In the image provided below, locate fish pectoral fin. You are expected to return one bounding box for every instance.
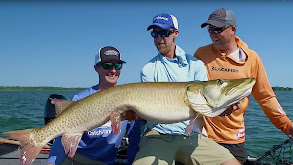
[61,133,82,158]
[50,98,74,116]
[110,111,122,134]
[185,113,201,135]
[195,116,204,135]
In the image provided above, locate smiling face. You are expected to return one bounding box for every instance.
[95,60,122,86]
[208,25,236,51]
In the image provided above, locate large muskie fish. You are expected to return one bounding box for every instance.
[2,78,255,165]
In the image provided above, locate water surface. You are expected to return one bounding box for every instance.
[0,90,292,158]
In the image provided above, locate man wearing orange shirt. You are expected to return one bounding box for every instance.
[194,8,293,164]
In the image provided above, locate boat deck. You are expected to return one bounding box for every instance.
[0,143,49,165]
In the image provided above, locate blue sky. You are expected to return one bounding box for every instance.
[0,1,292,88]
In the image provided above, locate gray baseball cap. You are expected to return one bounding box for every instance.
[201,8,236,28]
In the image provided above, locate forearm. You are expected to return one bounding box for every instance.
[258,97,293,134]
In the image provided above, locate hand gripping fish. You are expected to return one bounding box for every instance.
[2,78,255,165]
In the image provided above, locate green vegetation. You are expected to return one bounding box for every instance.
[0,86,84,91]
[272,87,293,91]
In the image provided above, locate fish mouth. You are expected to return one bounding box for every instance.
[224,78,255,106]
[225,78,255,96]
[204,78,255,110]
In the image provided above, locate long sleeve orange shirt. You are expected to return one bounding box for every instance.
[194,36,292,144]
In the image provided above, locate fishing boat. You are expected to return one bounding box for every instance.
[0,141,50,165]
[0,94,292,165]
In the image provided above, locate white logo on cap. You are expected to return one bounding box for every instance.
[104,50,119,56]
[154,16,168,21]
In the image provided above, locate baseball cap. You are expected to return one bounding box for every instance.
[95,46,126,65]
[147,13,179,31]
[201,8,236,28]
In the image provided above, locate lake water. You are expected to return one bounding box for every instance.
[0,90,292,159]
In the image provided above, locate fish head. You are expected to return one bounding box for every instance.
[186,78,255,117]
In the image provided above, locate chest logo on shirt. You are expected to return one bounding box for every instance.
[87,129,112,136]
[211,66,238,73]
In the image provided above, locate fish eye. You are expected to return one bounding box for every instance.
[218,79,224,85]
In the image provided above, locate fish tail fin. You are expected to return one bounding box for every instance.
[2,129,43,165]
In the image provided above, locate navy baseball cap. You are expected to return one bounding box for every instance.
[95,46,126,65]
[201,8,236,28]
[147,13,179,31]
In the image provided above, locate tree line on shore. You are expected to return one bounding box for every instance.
[272,87,292,91]
[0,86,292,91]
[0,86,84,91]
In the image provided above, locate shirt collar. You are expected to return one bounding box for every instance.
[158,45,188,66]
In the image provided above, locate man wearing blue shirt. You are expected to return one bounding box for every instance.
[133,13,240,165]
[47,46,140,165]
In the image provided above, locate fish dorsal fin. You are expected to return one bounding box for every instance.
[61,133,82,158]
[50,98,73,116]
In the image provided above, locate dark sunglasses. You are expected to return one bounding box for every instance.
[151,29,176,38]
[97,62,123,70]
[208,25,231,34]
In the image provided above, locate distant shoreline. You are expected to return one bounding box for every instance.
[0,86,84,91]
[0,86,292,91]
[272,87,293,91]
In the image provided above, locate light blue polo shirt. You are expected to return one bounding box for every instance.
[140,45,207,135]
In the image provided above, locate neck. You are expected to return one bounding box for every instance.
[218,37,238,54]
[218,44,238,55]
[162,44,176,59]
[98,82,116,90]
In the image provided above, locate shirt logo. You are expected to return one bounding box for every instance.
[87,121,121,136]
[211,66,238,73]
[87,129,112,136]
[234,128,245,139]
[277,101,286,115]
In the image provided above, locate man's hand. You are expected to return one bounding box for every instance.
[286,124,293,138]
[219,103,240,117]
[121,110,140,121]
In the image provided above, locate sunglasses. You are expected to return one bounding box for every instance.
[151,29,176,38]
[98,62,123,70]
[208,25,231,34]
